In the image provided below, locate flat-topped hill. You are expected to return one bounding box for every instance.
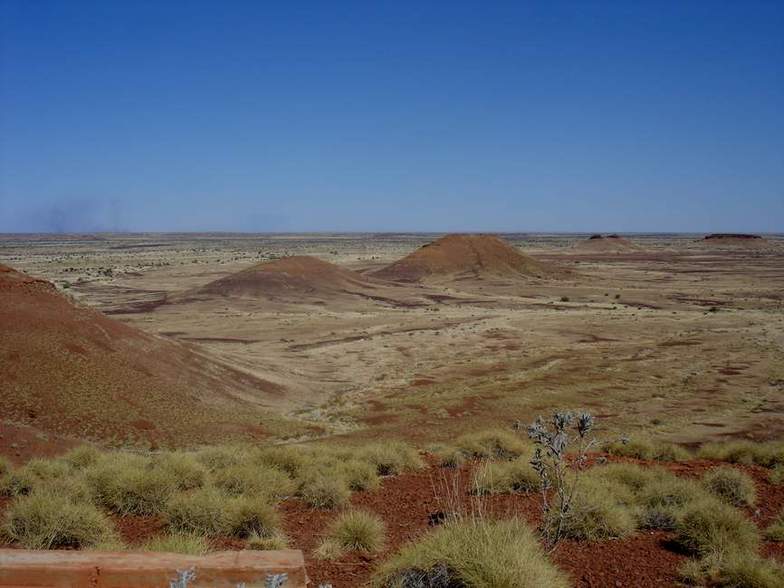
[371,234,559,282]
[573,234,642,253]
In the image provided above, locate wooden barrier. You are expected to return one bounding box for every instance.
[0,549,308,587]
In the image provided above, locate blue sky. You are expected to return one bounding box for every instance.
[1,1,782,233]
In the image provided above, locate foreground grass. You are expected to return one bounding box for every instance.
[1,434,784,587]
[373,518,570,588]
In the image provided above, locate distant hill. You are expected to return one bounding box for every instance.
[0,264,288,447]
[573,234,642,253]
[179,255,392,304]
[371,234,560,282]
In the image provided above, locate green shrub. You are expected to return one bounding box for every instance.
[605,438,689,462]
[769,465,784,485]
[373,518,569,588]
[702,467,757,507]
[547,479,636,540]
[433,446,466,468]
[325,510,385,553]
[62,446,102,469]
[3,491,114,549]
[765,510,784,542]
[592,462,660,494]
[87,455,176,515]
[195,445,247,472]
[338,460,380,491]
[636,475,705,530]
[362,442,424,475]
[152,452,207,491]
[673,498,759,558]
[698,441,784,468]
[472,458,539,495]
[1,458,71,496]
[143,531,209,555]
[455,430,529,460]
[313,537,344,560]
[247,529,289,550]
[717,554,784,588]
[165,487,229,536]
[225,495,279,539]
[299,474,351,509]
[212,463,295,498]
[254,446,307,477]
[680,553,784,588]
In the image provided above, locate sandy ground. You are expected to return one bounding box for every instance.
[1,232,782,447]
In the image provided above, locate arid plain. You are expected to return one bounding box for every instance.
[2,232,782,454]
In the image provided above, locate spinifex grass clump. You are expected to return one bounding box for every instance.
[527,411,597,548]
[373,518,569,588]
[3,490,115,549]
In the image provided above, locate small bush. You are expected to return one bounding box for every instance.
[362,442,424,475]
[680,553,784,588]
[225,495,280,539]
[143,531,209,555]
[547,479,636,540]
[769,465,784,485]
[593,463,660,494]
[254,446,307,477]
[673,498,760,558]
[373,518,569,588]
[299,474,351,509]
[152,452,207,491]
[717,554,784,588]
[765,510,784,542]
[432,446,465,469]
[87,455,176,515]
[326,510,386,553]
[247,529,289,550]
[338,460,380,491]
[1,458,71,496]
[3,491,114,549]
[472,458,539,495]
[165,487,229,536]
[697,441,784,468]
[62,446,102,469]
[212,463,295,498]
[314,537,344,560]
[605,438,689,462]
[702,467,756,507]
[195,445,247,472]
[636,476,705,530]
[455,430,529,460]
[36,476,94,504]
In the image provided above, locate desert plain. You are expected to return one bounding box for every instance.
[2,232,783,452]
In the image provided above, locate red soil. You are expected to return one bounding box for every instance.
[574,235,641,253]
[180,255,387,302]
[372,234,559,282]
[20,456,776,588]
[0,264,283,449]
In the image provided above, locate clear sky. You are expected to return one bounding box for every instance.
[1,1,782,233]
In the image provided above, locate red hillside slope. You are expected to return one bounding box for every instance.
[0,264,288,447]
